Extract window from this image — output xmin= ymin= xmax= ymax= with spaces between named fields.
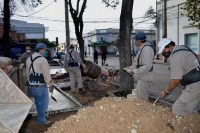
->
xmin=184 ymin=33 xmax=198 ymax=53
xmin=99 ymin=30 xmax=107 ymax=33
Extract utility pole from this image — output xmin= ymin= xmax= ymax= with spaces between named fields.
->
xmin=177 ymin=4 xmax=180 ymax=45
xmin=163 ymin=0 xmax=168 ymax=62
xmin=3 ymin=0 xmax=11 ymax=57
xmin=64 ymin=0 xmax=70 ymax=50
xmin=163 ymin=0 xmax=167 ymax=38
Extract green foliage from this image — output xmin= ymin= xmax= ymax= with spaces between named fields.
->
xmin=102 ymin=0 xmax=119 ymax=8
xmin=184 ymin=0 xmax=200 ymax=29
xmin=40 ymin=38 xmax=57 ymax=48
xmin=144 ymin=6 xmax=156 ymax=19
xmin=19 ymin=0 xmax=42 ymax=8
xmin=18 ymin=38 xmax=57 ymax=48
xmin=30 ymin=38 xmax=57 ymax=48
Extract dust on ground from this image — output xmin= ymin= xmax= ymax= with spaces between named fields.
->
xmin=46 ymin=97 xmax=200 ymax=133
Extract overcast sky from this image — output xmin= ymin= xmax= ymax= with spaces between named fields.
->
xmin=13 ymin=0 xmax=156 ymax=43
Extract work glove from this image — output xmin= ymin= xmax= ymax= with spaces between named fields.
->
xmin=123 ymin=66 xmax=134 ymax=76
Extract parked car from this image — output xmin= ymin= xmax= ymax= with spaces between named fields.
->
xmin=57 ymin=51 xmax=65 ymax=59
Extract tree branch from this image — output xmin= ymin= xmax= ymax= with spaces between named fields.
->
xmin=102 ymin=0 xmax=119 ymax=8
xmin=79 ymin=0 xmax=87 ymax=18
xmin=76 ymin=0 xmax=80 ymax=14
xmin=68 ymin=0 xmax=78 ymax=16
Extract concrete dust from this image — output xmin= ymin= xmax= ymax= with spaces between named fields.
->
xmin=46 ymin=97 xmax=200 ymax=133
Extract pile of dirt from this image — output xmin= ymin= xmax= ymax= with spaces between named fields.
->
xmin=46 ymin=96 xmax=200 ymax=133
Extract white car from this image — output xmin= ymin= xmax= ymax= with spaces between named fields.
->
xmin=49 ymin=59 xmax=66 ymax=75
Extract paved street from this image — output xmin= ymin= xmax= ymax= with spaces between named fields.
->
xmin=85 ymin=55 xmax=183 ymax=103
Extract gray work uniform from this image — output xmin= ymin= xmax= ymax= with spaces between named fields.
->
xmin=64 ymin=48 xmax=83 ymax=91
xmin=19 ymin=52 xmax=32 ymax=64
xmin=133 ymin=41 xmax=154 ymax=100
xmin=169 ymin=45 xmax=200 ymax=115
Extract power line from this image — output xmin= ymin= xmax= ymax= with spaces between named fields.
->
xmin=14 ymin=14 xmax=154 ymax=24
xmin=24 ymin=0 xmax=56 ymax=17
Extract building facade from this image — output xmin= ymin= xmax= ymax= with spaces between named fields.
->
xmin=83 ymin=28 xmax=155 ymax=56
xmin=0 ymin=19 xmax=45 ymax=41
xmin=0 ymin=19 xmax=46 ymax=58
xmin=157 ymin=0 xmax=200 ymax=54
xmin=11 ymin=20 xmax=45 ymax=40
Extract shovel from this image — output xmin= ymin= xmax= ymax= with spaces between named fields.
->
xmin=51 ymin=90 xmax=57 ymax=102
xmin=51 ymin=94 xmax=57 ymax=102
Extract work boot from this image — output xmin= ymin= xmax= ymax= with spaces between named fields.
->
xmin=45 ymin=120 xmax=53 ymax=126
xmin=37 ymin=120 xmax=53 ymax=126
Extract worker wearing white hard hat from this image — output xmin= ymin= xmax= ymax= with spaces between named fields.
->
xmin=157 ymin=38 xmax=172 ymax=54
xmin=158 ymin=38 xmax=200 ymax=115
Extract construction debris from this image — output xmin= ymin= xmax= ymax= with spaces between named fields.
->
xmin=0 ymin=68 xmax=32 ymax=133
xmin=46 ymin=97 xmax=200 ymax=133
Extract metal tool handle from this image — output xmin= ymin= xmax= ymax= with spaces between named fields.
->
xmin=51 ymin=94 xmax=57 ymax=102
xmin=153 ymin=97 xmax=160 ymax=105
xmin=50 ymin=86 xmax=57 ymax=102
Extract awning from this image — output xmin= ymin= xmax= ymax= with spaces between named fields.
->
xmin=92 ymin=40 xmax=110 ymax=47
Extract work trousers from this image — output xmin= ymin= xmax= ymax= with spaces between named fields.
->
xmin=135 ymin=80 xmax=150 ymax=101
xmin=68 ymin=67 xmax=83 ymax=91
xmin=172 ymin=81 xmax=200 ymax=115
xmin=29 ymin=85 xmax=49 ymax=125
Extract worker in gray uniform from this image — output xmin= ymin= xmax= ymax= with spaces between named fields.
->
xmin=123 ymin=31 xmax=154 ymax=100
xmin=64 ymin=45 xmax=84 ymax=93
xmin=19 ymin=45 xmax=33 ymax=64
xmin=26 ymin=43 xmax=53 ymax=125
xmin=158 ymin=38 xmax=200 ymax=115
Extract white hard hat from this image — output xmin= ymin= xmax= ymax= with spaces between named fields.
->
xmin=157 ymin=38 xmax=172 ymax=54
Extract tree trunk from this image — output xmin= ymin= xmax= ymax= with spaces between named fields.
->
xmin=3 ymin=0 xmax=11 ymax=57
xmin=67 ymin=0 xmax=87 ymax=60
xmin=64 ymin=0 xmax=70 ymax=50
xmin=119 ymin=0 xmax=134 ymax=93
xmin=74 ymin=20 xmax=84 ymax=60
xmin=79 ymin=38 xmax=85 ymax=60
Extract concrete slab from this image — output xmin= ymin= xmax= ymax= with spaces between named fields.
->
xmin=29 ymin=84 xmax=82 ymax=115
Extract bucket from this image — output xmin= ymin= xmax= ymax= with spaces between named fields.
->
xmin=82 ymin=60 xmax=101 ymax=79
